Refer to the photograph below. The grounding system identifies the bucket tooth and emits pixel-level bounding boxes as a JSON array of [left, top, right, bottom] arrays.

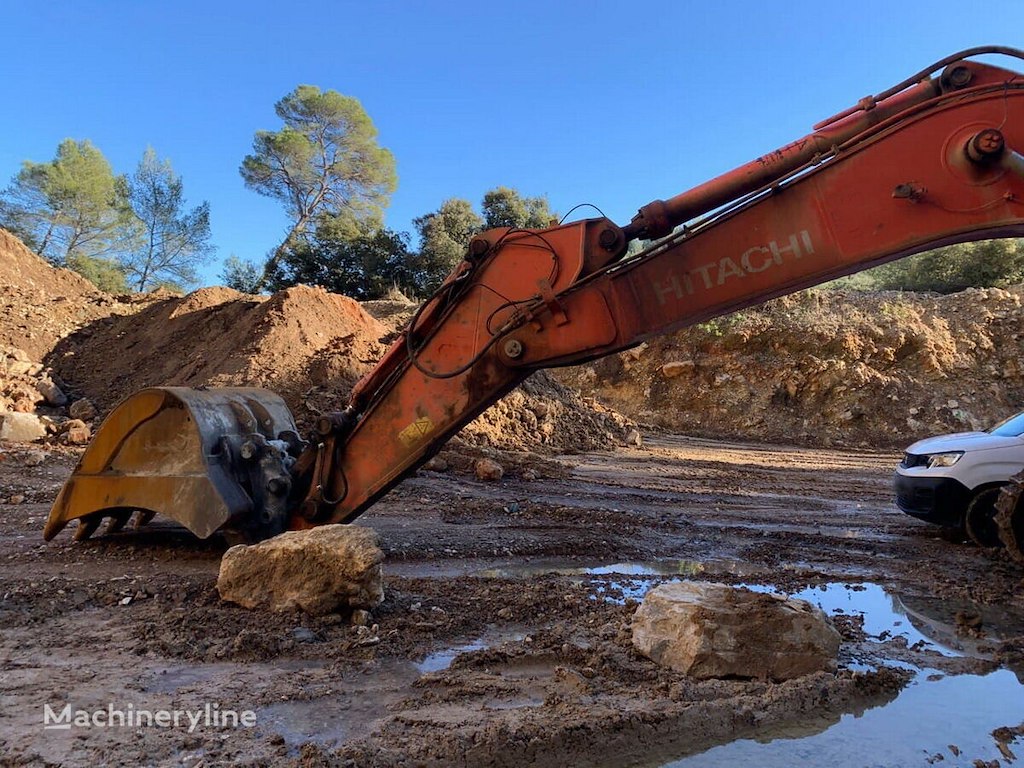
[[105, 511, 132, 535], [74, 515, 102, 541], [134, 510, 157, 529], [44, 387, 300, 541]]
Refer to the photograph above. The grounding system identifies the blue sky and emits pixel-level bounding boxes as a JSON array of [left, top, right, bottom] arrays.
[[2, 1, 1022, 285]]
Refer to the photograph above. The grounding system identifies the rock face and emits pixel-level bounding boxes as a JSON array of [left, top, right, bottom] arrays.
[[555, 286, 1024, 449], [217, 525, 384, 616], [631, 582, 840, 681]]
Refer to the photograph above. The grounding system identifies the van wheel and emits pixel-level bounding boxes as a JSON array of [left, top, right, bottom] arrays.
[[995, 474, 1024, 564], [965, 487, 1004, 548]]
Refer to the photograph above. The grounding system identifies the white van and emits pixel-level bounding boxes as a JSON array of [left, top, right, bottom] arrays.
[[894, 411, 1024, 545]]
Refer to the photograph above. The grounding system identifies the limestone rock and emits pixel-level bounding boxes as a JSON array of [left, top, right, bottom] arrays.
[[6, 360, 35, 377], [631, 582, 840, 681], [661, 361, 694, 379], [474, 458, 504, 482], [0, 412, 46, 442], [58, 419, 91, 444], [217, 524, 384, 615]]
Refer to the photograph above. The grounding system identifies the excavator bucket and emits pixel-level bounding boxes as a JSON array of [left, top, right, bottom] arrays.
[[43, 387, 301, 542]]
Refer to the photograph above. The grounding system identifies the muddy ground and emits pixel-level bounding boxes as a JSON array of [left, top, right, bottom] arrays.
[[2, 435, 1024, 767]]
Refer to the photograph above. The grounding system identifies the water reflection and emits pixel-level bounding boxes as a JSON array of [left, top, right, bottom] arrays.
[[662, 669, 1024, 768]]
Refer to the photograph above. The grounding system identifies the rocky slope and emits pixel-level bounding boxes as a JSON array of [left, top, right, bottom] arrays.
[[555, 287, 1024, 447]]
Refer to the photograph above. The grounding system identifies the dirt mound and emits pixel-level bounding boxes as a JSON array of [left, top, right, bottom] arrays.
[[461, 373, 635, 453], [0, 228, 147, 361], [50, 285, 388, 422], [557, 286, 1024, 448], [50, 285, 635, 451]]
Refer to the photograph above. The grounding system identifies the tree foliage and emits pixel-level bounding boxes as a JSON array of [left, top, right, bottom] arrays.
[[267, 220, 416, 299], [240, 85, 397, 287], [65, 253, 130, 293], [220, 255, 263, 294], [0, 140, 214, 293], [265, 185, 558, 301], [0, 139, 130, 267], [481, 186, 555, 230], [830, 239, 1024, 293], [413, 198, 483, 290], [410, 187, 557, 294], [123, 148, 214, 291]]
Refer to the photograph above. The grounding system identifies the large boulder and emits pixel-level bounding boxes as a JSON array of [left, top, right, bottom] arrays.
[[631, 581, 840, 681], [217, 525, 384, 615]]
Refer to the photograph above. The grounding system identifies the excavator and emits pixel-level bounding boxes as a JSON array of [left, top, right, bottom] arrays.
[[42, 47, 1024, 554]]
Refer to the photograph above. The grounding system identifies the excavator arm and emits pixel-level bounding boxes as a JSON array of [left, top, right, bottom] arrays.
[[44, 47, 1024, 542]]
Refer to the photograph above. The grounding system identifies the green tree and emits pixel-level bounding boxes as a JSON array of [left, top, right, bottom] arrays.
[[65, 253, 130, 293], [829, 239, 1024, 293], [0, 139, 131, 268], [123, 148, 214, 291], [220, 255, 263, 293], [268, 222, 416, 299], [481, 186, 555, 230], [413, 198, 483, 290], [240, 85, 397, 288]]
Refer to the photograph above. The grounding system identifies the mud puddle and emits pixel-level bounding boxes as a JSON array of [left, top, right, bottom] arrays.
[[664, 668, 1024, 768], [415, 627, 528, 673]]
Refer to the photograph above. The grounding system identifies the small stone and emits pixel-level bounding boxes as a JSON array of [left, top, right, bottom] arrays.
[[291, 627, 316, 643], [59, 418, 87, 434], [60, 421, 91, 445], [9, 494, 25, 505], [119, 596, 132, 606], [661, 361, 694, 379], [422, 455, 448, 472], [35, 378, 67, 407], [624, 429, 643, 447], [23, 451, 46, 467], [0, 412, 46, 442], [351, 609, 371, 626], [6, 361, 34, 376], [68, 399, 97, 421], [474, 458, 504, 482], [521, 469, 538, 482], [622, 342, 648, 361]]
